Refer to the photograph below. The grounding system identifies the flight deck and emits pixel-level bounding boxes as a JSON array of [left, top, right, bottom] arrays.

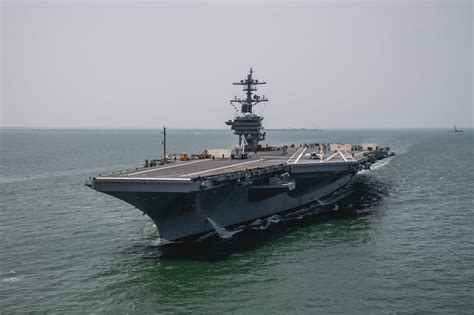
[[95, 145, 379, 182]]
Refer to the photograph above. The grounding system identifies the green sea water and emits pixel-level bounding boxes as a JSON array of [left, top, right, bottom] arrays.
[[1, 129, 473, 313]]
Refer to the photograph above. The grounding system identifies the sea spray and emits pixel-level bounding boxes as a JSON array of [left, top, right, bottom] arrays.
[[206, 217, 242, 239], [148, 238, 177, 246], [358, 156, 394, 174]]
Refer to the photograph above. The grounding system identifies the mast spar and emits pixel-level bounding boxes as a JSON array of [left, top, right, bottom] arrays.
[[230, 68, 269, 114]]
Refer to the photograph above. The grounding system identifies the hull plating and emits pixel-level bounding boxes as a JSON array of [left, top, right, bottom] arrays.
[[105, 173, 355, 241]]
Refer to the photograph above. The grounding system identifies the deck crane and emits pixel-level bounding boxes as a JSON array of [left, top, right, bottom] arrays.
[[231, 135, 249, 159]]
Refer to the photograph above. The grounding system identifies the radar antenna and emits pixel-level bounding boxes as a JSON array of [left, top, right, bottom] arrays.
[[230, 68, 269, 114]]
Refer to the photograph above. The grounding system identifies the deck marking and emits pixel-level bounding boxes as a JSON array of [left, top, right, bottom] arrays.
[[286, 147, 305, 163], [293, 147, 307, 164], [258, 156, 290, 159], [286, 148, 301, 163], [338, 151, 348, 162], [324, 151, 340, 162], [127, 159, 208, 176], [184, 159, 265, 177], [344, 150, 356, 161]]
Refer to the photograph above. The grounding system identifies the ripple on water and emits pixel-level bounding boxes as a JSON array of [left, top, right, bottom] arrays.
[[1, 129, 473, 313]]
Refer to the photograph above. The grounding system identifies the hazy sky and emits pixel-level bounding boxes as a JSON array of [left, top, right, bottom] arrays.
[[1, 0, 472, 128]]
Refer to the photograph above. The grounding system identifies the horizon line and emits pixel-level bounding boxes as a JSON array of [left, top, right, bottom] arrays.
[[0, 126, 471, 131]]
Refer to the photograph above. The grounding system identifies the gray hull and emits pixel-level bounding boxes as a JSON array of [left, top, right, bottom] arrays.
[[102, 172, 355, 241]]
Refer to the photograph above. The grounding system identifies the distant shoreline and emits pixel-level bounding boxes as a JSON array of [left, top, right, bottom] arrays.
[[0, 127, 470, 132], [0, 128, 320, 132]]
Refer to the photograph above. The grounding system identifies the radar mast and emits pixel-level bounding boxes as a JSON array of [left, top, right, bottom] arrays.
[[230, 68, 269, 114], [226, 68, 268, 151]]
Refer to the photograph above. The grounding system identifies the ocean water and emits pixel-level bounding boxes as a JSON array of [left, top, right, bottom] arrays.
[[0, 129, 473, 313]]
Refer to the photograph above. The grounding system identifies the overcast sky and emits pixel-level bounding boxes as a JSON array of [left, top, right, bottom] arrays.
[[1, 0, 472, 129]]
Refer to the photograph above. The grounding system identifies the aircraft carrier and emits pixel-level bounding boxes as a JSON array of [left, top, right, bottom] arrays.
[[87, 69, 392, 241]]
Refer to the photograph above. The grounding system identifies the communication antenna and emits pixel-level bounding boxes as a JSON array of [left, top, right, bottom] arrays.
[[161, 126, 167, 162], [230, 68, 269, 114]]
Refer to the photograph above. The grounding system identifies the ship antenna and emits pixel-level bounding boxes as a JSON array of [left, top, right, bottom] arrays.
[[161, 126, 167, 163], [230, 68, 268, 114]]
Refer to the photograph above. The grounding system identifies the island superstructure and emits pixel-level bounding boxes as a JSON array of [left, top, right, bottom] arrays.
[[87, 69, 392, 242], [226, 68, 268, 151]]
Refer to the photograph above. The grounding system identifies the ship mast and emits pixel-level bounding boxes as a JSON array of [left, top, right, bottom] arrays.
[[162, 126, 167, 163], [226, 68, 269, 152], [230, 68, 268, 114]]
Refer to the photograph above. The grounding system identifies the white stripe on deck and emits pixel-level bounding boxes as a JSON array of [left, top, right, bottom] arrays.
[[286, 147, 305, 163], [338, 151, 348, 162], [127, 159, 208, 176], [293, 147, 307, 164], [257, 156, 290, 159], [324, 151, 340, 162], [184, 159, 265, 177]]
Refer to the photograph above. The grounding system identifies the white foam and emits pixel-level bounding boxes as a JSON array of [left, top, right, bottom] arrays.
[[357, 156, 394, 175], [250, 218, 263, 226], [251, 215, 282, 230], [2, 277, 19, 283], [1, 271, 19, 283], [268, 215, 281, 224], [370, 156, 393, 171], [148, 238, 176, 246], [206, 217, 242, 239]]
